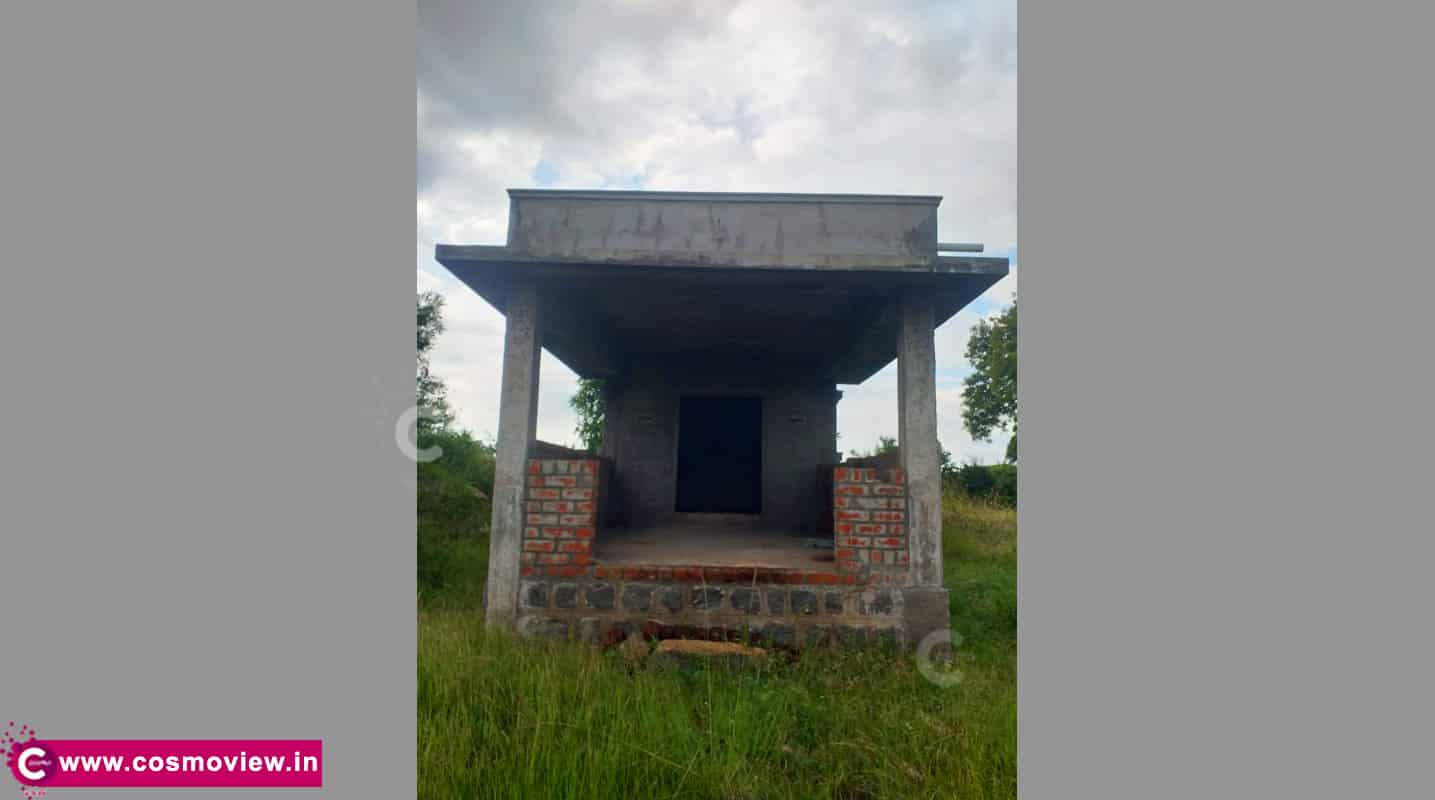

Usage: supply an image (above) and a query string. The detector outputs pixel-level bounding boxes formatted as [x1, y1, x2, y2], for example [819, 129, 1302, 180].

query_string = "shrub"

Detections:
[988, 464, 1017, 505]
[420, 429, 496, 498]
[948, 463, 1017, 507]
[417, 430, 495, 608]
[418, 522, 488, 608]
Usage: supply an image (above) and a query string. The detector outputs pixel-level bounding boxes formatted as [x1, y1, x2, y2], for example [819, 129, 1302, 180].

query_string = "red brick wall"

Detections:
[832, 466, 909, 583]
[522, 458, 603, 578]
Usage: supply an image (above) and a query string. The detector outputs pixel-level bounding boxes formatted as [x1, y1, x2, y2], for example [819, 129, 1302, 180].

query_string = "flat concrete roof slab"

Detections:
[434, 190, 1009, 384]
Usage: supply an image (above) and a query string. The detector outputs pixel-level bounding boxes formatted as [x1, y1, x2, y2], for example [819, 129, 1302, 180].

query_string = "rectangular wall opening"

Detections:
[675, 396, 762, 514]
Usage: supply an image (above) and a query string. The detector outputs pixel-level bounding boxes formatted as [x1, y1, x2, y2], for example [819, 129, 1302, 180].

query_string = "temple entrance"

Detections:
[675, 396, 762, 514]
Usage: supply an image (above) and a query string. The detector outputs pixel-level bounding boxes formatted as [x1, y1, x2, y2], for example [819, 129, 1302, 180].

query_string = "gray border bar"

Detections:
[1, 3, 416, 798]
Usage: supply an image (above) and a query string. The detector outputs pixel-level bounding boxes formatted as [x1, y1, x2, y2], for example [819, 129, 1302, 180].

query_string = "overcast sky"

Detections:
[417, 0, 1016, 463]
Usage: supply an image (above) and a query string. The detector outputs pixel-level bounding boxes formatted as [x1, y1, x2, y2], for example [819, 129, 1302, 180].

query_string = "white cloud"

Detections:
[418, 0, 1016, 461]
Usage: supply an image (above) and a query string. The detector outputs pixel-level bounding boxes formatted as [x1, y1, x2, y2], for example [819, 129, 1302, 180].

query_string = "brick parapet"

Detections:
[832, 466, 910, 583]
[520, 458, 605, 571]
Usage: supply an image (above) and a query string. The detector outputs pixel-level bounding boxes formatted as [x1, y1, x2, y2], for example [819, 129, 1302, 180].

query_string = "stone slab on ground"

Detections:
[651, 639, 768, 669]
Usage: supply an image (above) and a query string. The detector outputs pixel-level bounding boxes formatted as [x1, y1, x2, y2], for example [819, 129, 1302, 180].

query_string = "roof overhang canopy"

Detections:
[434, 190, 1008, 384]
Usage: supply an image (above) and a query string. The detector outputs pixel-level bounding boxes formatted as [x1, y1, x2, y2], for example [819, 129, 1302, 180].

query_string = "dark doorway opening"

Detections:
[675, 396, 762, 514]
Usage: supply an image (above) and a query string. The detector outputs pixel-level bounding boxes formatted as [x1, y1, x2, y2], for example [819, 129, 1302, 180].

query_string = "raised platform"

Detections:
[516, 514, 927, 650]
[593, 521, 833, 572]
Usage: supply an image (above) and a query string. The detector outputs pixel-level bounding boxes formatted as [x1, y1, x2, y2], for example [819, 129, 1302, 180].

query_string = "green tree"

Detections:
[961, 299, 1017, 452]
[417, 291, 454, 434]
[940, 444, 957, 481]
[849, 435, 897, 459]
[570, 378, 605, 452]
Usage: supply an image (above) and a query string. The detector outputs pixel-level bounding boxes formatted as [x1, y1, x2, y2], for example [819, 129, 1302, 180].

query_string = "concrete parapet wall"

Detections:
[506, 190, 940, 270]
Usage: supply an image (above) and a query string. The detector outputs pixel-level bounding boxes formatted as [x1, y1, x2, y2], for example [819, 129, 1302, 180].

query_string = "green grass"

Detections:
[418, 491, 1016, 799]
[419, 521, 490, 611]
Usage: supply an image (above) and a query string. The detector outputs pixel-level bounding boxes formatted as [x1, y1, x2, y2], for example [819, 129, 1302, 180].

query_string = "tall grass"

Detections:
[419, 524, 489, 610]
[943, 492, 1018, 667]
[418, 490, 1016, 799]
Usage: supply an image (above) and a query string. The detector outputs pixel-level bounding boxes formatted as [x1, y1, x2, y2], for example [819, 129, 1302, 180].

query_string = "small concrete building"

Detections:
[436, 189, 1007, 649]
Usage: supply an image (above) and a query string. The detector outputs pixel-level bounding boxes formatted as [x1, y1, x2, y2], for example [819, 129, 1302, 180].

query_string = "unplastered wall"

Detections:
[599, 366, 837, 532]
[832, 466, 910, 583]
[520, 457, 609, 578]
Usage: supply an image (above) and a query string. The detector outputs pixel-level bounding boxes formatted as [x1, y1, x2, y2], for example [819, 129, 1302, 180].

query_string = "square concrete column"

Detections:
[485, 283, 541, 628]
[897, 294, 951, 646]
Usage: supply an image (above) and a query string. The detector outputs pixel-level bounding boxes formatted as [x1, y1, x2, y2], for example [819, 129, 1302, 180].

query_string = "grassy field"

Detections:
[418, 492, 1016, 799]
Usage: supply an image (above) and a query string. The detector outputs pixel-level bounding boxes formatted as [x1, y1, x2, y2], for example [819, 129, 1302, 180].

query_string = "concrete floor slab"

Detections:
[594, 522, 835, 571]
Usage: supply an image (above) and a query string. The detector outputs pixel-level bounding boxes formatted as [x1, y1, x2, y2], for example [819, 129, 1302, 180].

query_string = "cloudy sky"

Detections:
[417, 0, 1016, 463]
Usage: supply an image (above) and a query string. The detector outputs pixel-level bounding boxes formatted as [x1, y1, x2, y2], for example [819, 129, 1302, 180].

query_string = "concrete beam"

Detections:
[485, 283, 542, 628]
[434, 246, 1007, 384]
[897, 294, 945, 589]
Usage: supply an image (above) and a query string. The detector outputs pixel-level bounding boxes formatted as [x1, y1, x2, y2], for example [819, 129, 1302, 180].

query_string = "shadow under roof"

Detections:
[434, 189, 1008, 384]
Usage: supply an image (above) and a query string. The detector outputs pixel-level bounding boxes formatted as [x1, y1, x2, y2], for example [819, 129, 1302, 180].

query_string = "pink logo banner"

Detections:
[6, 738, 322, 790]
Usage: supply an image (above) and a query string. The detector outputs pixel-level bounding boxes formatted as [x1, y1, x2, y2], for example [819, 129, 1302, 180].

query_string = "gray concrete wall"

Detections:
[507, 190, 939, 270]
[599, 364, 837, 533]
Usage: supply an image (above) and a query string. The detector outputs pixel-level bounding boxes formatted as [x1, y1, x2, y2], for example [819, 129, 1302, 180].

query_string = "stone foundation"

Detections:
[516, 573, 907, 649]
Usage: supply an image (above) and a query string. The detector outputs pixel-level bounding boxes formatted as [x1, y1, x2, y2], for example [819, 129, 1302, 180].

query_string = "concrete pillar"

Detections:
[485, 284, 541, 628]
[897, 294, 951, 645]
